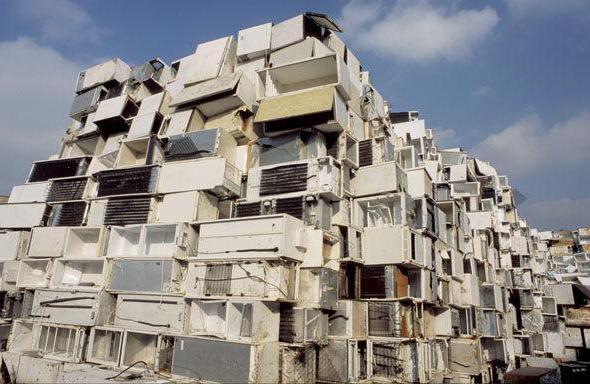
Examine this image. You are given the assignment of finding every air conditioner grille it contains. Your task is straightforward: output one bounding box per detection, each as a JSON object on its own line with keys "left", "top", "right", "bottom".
{"left": 234, "top": 202, "right": 262, "bottom": 218}
{"left": 358, "top": 140, "right": 373, "bottom": 167}
{"left": 204, "top": 264, "right": 232, "bottom": 295}
{"left": 260, "top": 163, "right": 308, "bottom": 195}
{"left": 96, "top": 166, "right": 158, "bottom": 197}
{"left": 274, "top": 197, "right": 304, "bottom": 220}
{"left": 104, "top": 196, "right": 152, "bottom": 225}
{"left": 47, "top": 177, "right": 87, "bottom": 202}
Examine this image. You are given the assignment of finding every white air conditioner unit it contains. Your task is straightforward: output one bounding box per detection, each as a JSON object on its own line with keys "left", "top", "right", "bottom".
{"left": 328, "top": 300, "right": 367, "bottom": 338}
{"left": 70, "top": 85, "right": 107, "bottom": 121}
{"left": 106, "top": 258, "right": 185, "bottom": 294}
{"left": 185, "top": 260, "right": 298, "bottom": 301}
{"left": 93, "top": 95, "right": 138, "bottom": 132}
{"left": 1, "top": 260, "right": 20, "bottom": 291}
{"left": 280, "top": 344, "right": 317, "bottom": 384}
{"left": 126, "top": 92, "right": 166, "bottom": 139}
{"left": 196, "top": 214, "right": 304, "bottom": 262}
{"left": 51, "top": 258, "right": 106, "bottom": 290}
{"left": 353, "top": 193, "right": 415, "bottom": 228}
{"left": 0, "top": 203, "right": 47, "bottom": 229}
{"left": 247, "top": 157, "right": 342, "bottom": 201}
{"left": 86, "top": 326, "right": 124, "bottom": 366}
{"left": 120, "top": 329, "right": 159, "bottom": 370}
{"left": 157, "top": 157, "right": 242, "bottom": 198}
{"left": 280, "top": 306, "right": 328, "bottom": 344}
{"left": 115, "top": 136, "right": 164, "bottom": 167}
{"left": 260, "top": 54, "right": 350, "bottom": 100}
{"left": 362, "top": 226, "right": 423, "bottom": 267}
{"left": 450, "top": 182, "right": 481, "bottom": 198}
{"left": 76, "top": 58, "right": 131, "bottom": 93}
{"left": 32, "top": 323, "right": 87, "bottom": 363}
{"left": 0, "top": 231, "right": 31, "bottom": 261}
{"left": 255, "top": 86, "right": 348, "bottom": 136}
{"left": 254, "top": 130, "right": 326, "bottom": 168}
{"left": 16, "top": 259, "right": 53, "bottom": 288}
{"left": 171, "top": 72, "right": 256, "bottom": 118}
{"left": 106, "top": 223, "right": 197, "bottom": 258}
{"left": 298, "top": 268, "right": 338, "bottom": 310}
{"left": 237, "top": 22, "right": 272, "bottom": 60}
{"left": 8, "top": 182, "right": 50, "bottom": 204}
{"left": 30, "top": 288, "right": 114, "bottom": 326}
{"left": 63, "top": 226, "right": 109, "bottom": 258}
{"left": 317, "top": 339, "right": 367, "bottom": 383}
{"left": 358, "top": 136, "right": 395, "bottom": 167}
{"left": 157, "top": 191, "right": 219, "bottom": 223}
{"left": 350, "top": 161, "right": 406, "bottom": 197}
{"left": 188, "top": 299, "right": 279, "bottom": 343}
{"left": 233, "top": 194, "right": 332, "bottom": 231}
{"left": 301, "top": 228, "right": 339, "bottom": 268}
{"left": 370, "top": 340, "right": 421, "bottom": 383}
{"left": 27, "top": 227, "right": 69, "bottom": 258}
{"left": 169, "top": 336, "right": 280, "bottom": 383}
{"left": 114, "top": 293, "right": 186, "bottom": 333}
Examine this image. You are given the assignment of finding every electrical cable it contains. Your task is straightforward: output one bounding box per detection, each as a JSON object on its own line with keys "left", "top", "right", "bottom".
{"left": 114, "top": 315, "right": 171, "bottom": 328}
{"left": 105, "top": 360, "right": 148, "bottom": 380}
{"left": 39, "top": 296, "right": 94, "bottom": 306}
{"left": 197, "top": 247, "right": 279, "bottom": 254}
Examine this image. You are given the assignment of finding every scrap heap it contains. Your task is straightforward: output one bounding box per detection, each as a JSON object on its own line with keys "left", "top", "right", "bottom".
{"left": 0, "top": 12, "right": 588, "bottom": 383}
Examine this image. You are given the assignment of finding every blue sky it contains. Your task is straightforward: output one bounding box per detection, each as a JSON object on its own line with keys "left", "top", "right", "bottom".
{"left": 0, "top": 0, "right": 588, "bottom": 230}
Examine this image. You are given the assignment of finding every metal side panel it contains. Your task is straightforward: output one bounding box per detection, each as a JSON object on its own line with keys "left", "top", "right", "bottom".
{"left": 30, "top": 289, "right": 111, "bottom": 326}
{"left": 171, "top": 336, "right": 251, "bottom": 382}
{"left": 8, "top": 182, "right": 50, "bottom": 203}
{"left": 108, "top": 259, "right": 172, "bottom": 293}
{"left": 0, "top": 203, "right": 48, "bottom": 228}
{"left": 114, "top": 294, "right": 185, "bottom": 333}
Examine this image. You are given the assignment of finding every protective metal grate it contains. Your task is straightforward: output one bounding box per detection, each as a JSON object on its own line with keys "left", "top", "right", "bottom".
{"left": 104, "top": 196, "right": 152, "bottom": 225}
{"left": 274, "top": 197, "right": 304, "bottom": 220}
{"left": 368, "top": 302, "right": 401, "bottom": 337}
{"left": 28, "top": 157, "right": 91, "bottom": 183}
{"left": 48, "top": 202, "right": 87, "bottom": 226}
{"left": 372, "top": 344, "right": 403, "bottom": 379}
{"left": 234, "top": 202, "right": 262, "bottom": 218}
{"left": 165, "top": 129, "right": 218, "bottom": 162}
{"left": 260, "top": 163, "right": 308, "bottom": 196}
{"left": 47, "top": 177, "right": 87, "bottom": 202}
{"left": 96, "top": 166, "right": 158, "bottom": 197}
{"left": 358, "top": 139, "right": 373, "bottom": 167}
{"left": 204, "top": 264, "right": 232, "bottom": 296}
{"left": 279, "top": 304, "right": 296, "bottom": 343}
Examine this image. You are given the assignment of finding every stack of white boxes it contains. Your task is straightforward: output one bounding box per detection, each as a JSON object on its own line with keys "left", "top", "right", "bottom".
{"left": 0, "top": 11, "right": 588, "bottom": 383}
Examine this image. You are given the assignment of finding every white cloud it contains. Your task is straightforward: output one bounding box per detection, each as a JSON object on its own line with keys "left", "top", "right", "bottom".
{"left": 473, "top": 111, "right": 590, "bottom": 177}
{"left": 521, "top": 197, "right": 590, "bottom": 230}
{"left": 434, "top": 128, "right": 458, "bottom": 149}
{"left": 339, "top": 0, "right": 500, "bottom": 62}
{"left": 14, "top": 0, "right": 105, "bottom": 43}
{"left": 504, "top": 0, "right": 590, "bottom": 17}
{"left": 473, "top": 86, "right": 493, "bottom": 98}
{"left": 0, "top": 38, "right": 82, "bottom": 193}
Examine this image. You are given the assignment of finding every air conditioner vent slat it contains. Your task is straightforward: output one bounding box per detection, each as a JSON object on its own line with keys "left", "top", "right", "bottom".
{"left": 358, "top": 140, "right": 373, "bottom": 167}
{"left": 260, "top": 164, "right": 308, "bottom": 195}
